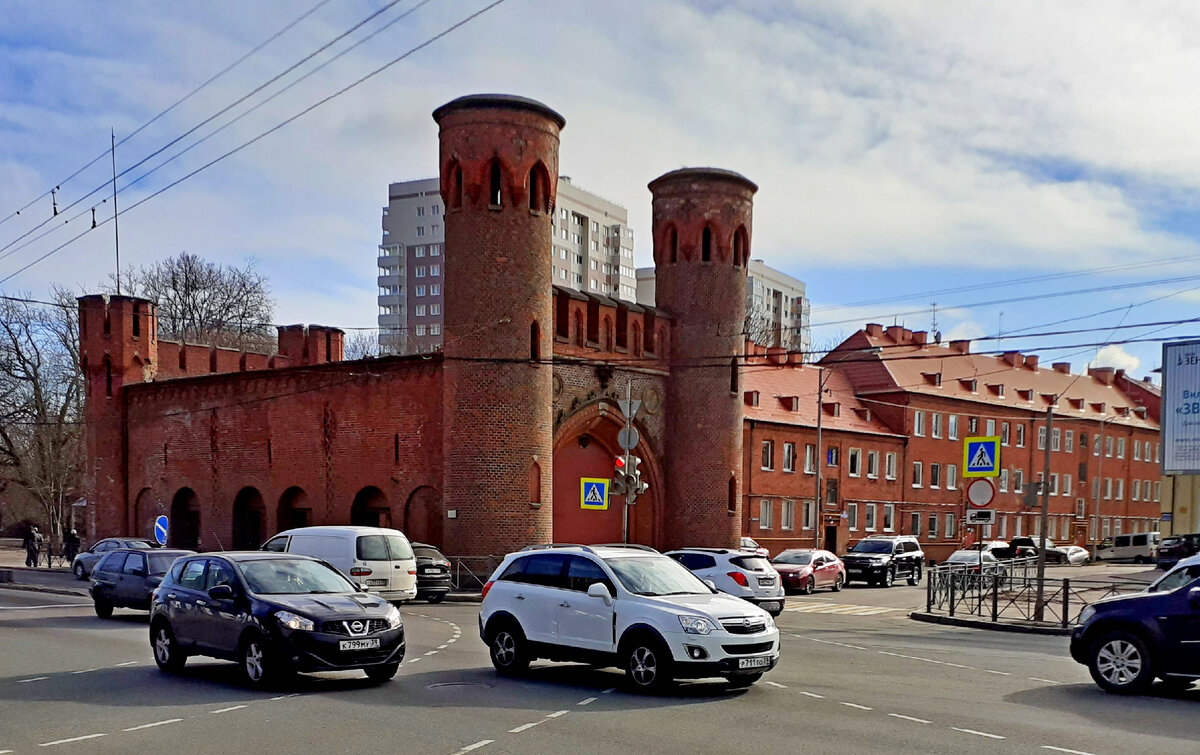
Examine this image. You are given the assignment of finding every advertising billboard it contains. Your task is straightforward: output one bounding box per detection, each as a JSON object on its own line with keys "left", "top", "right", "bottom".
{"left": 1162, "top": 339, "right": 1200, "bottom": 474}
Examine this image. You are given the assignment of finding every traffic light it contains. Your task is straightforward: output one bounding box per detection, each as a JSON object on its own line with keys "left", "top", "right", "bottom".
{"left": 611, "top": 456, "right": 630, "bottom": 496}
{"left": 627, "top": 455, "right": 649, "bottom": 495}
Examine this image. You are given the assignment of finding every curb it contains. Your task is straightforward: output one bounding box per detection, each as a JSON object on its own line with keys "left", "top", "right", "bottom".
{"left": 0, "top": 582, "right": 91, "bottom": 599}
{"left": 442, "top": 593, "right": 482, "bottom": 604}
{"left": 909, "top": 610, "right": 1071, "bottom": 636}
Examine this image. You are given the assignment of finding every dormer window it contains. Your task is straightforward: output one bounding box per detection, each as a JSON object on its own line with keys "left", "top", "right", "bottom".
{"left": 958, "top": 378, "right": 977, "bottom": 392}
{"left": 922, "top": 372, "right": 942, "bottom": 387}
{"left": 822, "top": 401, "right": 840, "bottom": 417}
{"left": 744, "top": 390, "right": 760, "bottom": 407}
{"left": 987, "top": 383, "right": 1004, "bottom": 397}
{"left": 1017, "top": 389, "right": 1033, "bottom": 402}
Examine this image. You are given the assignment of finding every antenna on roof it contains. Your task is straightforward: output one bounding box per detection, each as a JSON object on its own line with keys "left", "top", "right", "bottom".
{"left": 997, "top": 311, "right": 1004, "bottom": 342}
{"left": 930, "top": 302, "right": 941, "bottom": 343}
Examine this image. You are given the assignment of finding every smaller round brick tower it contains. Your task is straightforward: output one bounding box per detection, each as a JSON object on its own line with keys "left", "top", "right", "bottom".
{"left": 651, "top": 168, "right": 756, "bottom": 549}
{"left": 435, "top": 94, "right": 563, "bottom": 556}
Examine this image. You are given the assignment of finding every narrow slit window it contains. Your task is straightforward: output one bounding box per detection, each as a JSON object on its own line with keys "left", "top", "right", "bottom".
{"left": 132, "top": 303, "right": 142, "bottom": 337}
{"left": 104, "top": 357, "right": 112, "bottom": 397}
{"left": 669, "top": 226, "right": 678, "bottom": 264}
{"left": 530, "top": 321, "right": 541, "bottom": 361}
{"left": 701, "top": 227, "right": 712, "bottom": 262}
{"left": 730, "top": 357, "right": 738, "bottom": 393}
{"left": 728, "top": 475, "right": 737, "bottom": 513}
{"left": 489, "top": 161, "right": 502, "bottom": 206}
{"left": 448, "top": 162, "right": 463, "bottom": 209}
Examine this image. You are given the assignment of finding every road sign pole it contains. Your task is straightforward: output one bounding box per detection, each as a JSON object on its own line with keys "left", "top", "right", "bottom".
{"left": 623, "top": 381, "right": 634, "bottom": 544}
{"left": 1035, "top": 403, "right": 1053, "bottom": 621}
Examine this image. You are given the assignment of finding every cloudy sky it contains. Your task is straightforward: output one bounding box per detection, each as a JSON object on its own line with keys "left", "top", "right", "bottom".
{"left": 4, "top": 0, "right": 1200, "bottom": 378}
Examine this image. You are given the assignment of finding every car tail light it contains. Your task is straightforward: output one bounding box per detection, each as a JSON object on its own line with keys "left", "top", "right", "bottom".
{"left": 481, "top": 580, "right": 495, "bottom": 600}
{"left": 728, "top": 571, "right": 749, "bottom": 586}
{"left": 408, "top": 568, "right": 417, "bottom": 575}
{"left": 349, "top": 567, "right": 372, "bottom": 577}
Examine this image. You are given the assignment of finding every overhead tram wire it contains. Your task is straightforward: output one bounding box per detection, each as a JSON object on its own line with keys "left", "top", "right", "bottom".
{"left": 0, "top": 0, "right": 509, "bottom": 287}
{"left": 0, "top": 0, "right": 408, "bottom": 263}
{"left": 0, "top": 0, "right": 437, "bottom": 269}
{"left": 0, "top": 0, "right": 335, "bottom": 232}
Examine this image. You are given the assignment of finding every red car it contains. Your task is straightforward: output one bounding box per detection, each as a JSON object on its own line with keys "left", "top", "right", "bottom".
{"left": 771, "top": 549, "right": 846, "bottom": 594}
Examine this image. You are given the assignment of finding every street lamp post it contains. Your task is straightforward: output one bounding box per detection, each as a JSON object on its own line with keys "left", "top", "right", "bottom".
{"left": 1090, "top": 415, "right": 1120, "bottom": 554}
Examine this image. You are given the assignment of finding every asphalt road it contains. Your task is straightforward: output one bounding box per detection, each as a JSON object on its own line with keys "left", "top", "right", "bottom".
{"left": 0, "top": 578, "right": 1194, "bottom": 755}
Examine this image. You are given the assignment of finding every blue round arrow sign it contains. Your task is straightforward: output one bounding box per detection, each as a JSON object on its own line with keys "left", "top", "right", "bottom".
{"left": 154, "top": 515, "right": 169, "bottom": 546}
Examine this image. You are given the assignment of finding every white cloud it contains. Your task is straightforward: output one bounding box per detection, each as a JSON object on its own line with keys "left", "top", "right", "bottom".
{"left": 1094, "top": 344, "right": 1141, "bottom": 373}
{"left": 944, "top": 320, "right": 986, "bottom": 343}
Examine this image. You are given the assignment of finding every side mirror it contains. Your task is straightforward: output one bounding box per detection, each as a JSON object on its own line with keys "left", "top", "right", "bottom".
{"left": 704, "top": 579, "right": 718, "bottom": 593}
{"left": 356, "top": 582, "right": 369, "bottom": 593}
{"left": 207, "top": 584, "right": 235, "bottom": 601}
{"left": 587, "top": 582, "right": 613, "bottom": 605}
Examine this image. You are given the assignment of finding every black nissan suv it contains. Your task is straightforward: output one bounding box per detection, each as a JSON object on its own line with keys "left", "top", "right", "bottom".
{"left": 842, "top": 535, "right": 925, "bottom": 588}
{"left": 149, "top": 552, "right": 405, "bottom": 687}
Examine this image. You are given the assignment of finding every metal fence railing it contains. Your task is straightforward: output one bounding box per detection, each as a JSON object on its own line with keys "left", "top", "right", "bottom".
{"left": 447, "top": 555, "right": 500, "bottom": 591}
{"left": 924, "top": 558, "right": 1144, "bottom": 628}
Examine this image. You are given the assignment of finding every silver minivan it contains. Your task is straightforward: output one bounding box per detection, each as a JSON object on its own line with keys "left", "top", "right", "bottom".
{"left": 1095, "top": 532, "right": 1161, "bottom": 564}
{"left": 262, "top": 526, "right": 418, "bottom": 603}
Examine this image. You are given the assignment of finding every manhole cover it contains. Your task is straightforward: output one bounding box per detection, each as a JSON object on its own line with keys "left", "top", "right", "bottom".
{"left": 426, "top": 682, "right": 491, "bottom": 690}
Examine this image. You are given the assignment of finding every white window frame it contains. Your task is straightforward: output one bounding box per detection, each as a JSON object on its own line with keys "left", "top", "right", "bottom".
{"left": 1001, "top": 422, "right": 1010, "bottom": 446}
{"left": 932, "top": 413, "right": 943, "bottom": 438}
{"left": 1063, "top": 474, "right": 1072, "bottom": 496}
{"left": 1051, "top": 428, "right": 1061, "bottom": 451}
{"left": 804, "top": 444, "right": 816, "bottom": 474}
{"left": 930, "top": 463, "right": 941, "bottom": 489}
{"left": 885, "top": 452, "right": 897, "bottom": 480}
{"left": 759, "top": 499, "right": 772, "bottom": 530}
{"left": 945, "top": 514, "right": 956, "bottom": 539}
{"left": 928, "top": 513, "right": 939, "bottom": 539}
{"left": 848, "top": 448, "right": 862, "bottom": 478}
{"left": 986, "top": 419, "right": 996, "bottom": 436}
{"left": 847, "top": 502, "right": 859, "bottom": 531}
{"left": 1017, "top": 425, "right": 1026, "bottom": 447}
{"left": 782, "top": 500, "right": 795, "bottom": 530}
{"left": 999, "top": 468, "right": 1009, "bottom": 492}
{"left": 761, "top": 440, "right": 774, "bottom": 470}
{"left": 912, "top": 461, "right": 923, "bottom": 488}
{"left": 783, "top": 442, "right": 796, "bottom": 473}
{"left": 1038, "top": 427, "right": 1047, "bottom": 450}
{"left": 1065, "top": 430, "right": 1074, "bottom": 453}
{"left": 1116, "top": 437, "right": 1126, "bottom": 459}
{"left": 865, "top": 503, "right": 877, "bottom": 532}
{"left": 947, "top": 464, "right": 958, "bottom": 490}
{"left": 948, "top": 415, "right": 959, "bottom": 440}
{"left": 883, "top": 504, "right": 895, "bottom": 532}
{"left": 914, "top": 411, "right": 926, "bottom": 437}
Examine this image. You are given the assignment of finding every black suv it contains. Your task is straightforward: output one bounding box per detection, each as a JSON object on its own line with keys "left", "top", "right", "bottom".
{"left": 149, "top": 552, "right": 405, "bottom": 687}
{"left": 842, "top": 535, "right": 924, "bottom": 587}
{"left": 91, "top": 548, "right": 194, "bottom": 617}
{"left": 412, "top": 542, "right": 452, "bottom": 603}
{"left": 1070, "top": 556, "right": 1200, "bottom": 694}
{"left": 1157, "top": 534, "right": 1200, "bottom": 570}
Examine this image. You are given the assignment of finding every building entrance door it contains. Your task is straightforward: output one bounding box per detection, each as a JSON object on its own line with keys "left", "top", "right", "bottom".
{"left": 824, "top": 524, "right": 839, "bottom": 555}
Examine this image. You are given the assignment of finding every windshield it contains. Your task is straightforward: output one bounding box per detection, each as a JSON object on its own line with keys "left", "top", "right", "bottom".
{"left": 1149, "top": 563, "right": 1200, "bottom": 594}
{"left": 850, "top": 541, "right": 893, "bottom": 554}
{"left": 147, "top": 553, "right": 183, "bottom": 574}
{"left": 125, "top": 541, "right": 153, "bottom": 550}
{"left": 240, "top": 558, "right": 355, "bottom": 595}
{"left": 1162, "top": 537, "right": 1181, "bottom": 548}
{"left": 413, "top": 546, "right": 444, "bottom": 561}
{"left": 606, "top": 556, "right": 712, "bottom": 596}
{"left": 772, "top": 552, "right": 812, "bottom": 565}
{"left": 949, "top": 551, "right": 991, "bottom": 562}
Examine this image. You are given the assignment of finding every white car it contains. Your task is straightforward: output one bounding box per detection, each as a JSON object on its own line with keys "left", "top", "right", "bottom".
{"left": 945, "top": 549, "right": 1006, "bottom": 575}
{"left": 261, "top": 526, "right": 418, "bottom": 603}
{"left": 1063, "top": 545, "right": 1091, "bottom": 566}
{"left": 665, "top": 548, "right": 785, "bottom": 616}
{"left": 739, "top": 537, "right": 770, "bottom": 557}
{"left": 479, "top": 544, "right": 780, "bottom": 691}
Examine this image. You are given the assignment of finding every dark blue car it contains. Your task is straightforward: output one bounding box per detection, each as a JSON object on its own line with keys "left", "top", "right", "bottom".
{"left": 1070, "top": 555, "right": 1200, "bottom": 693}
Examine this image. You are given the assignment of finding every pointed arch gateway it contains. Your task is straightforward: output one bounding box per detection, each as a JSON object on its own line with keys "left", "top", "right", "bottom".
{"left": 552, "top": 401, "right": 664, "bottom": 548}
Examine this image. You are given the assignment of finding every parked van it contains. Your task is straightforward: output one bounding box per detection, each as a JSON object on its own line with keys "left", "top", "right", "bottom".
{"left": 261, "top": 526, "right": 417, "bottom": 603}
{"left": 1095, "top": 532, "right": 1161, "bottom": 564}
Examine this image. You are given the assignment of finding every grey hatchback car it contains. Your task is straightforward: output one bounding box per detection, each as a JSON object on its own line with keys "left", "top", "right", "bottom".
{"left": 90, "top": 548, "right": 195, "bottom": 617}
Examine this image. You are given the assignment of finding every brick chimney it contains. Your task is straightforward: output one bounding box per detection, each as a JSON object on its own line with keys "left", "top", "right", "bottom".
{"left": 865, "top": 323, "right": 884, "bottom": 338}
{"left": 1024, "top": 355, "right": 1039, "bottom": 370}
{"left": 1002, "top": 351, "right": 1022, "bottom": 367}
{"left": 1089, "top": 367, "right": 1116, "bottom": 385}
{"left": 912, "top": 330, "right": 928, "bottom": 346}
{"left": 949, "top": 340, "right": 970, "bottom": 354}
{"left": 1052, "top": 362, "right": 1071, "bottom": 374}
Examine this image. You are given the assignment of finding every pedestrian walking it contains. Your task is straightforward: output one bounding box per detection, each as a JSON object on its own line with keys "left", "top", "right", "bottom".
{"left": 64, "top": 529, "right": 81, "bottom": 564}
{"left": 23, "top": 525, "right": 41, "bottom": 568}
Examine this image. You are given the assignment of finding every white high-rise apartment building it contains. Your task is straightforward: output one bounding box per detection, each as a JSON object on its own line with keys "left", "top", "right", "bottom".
{"left": 378, "top": 176, "right": 635, "bottom": 353}
{"left": 636, "top": 259, "right": 810, "bottom": 354}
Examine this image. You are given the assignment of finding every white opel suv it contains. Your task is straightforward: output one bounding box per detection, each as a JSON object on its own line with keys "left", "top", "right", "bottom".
{"left": 665, "top": 548, "right": 785, "bottom": 616}
{"left": 479, "top": 544, "right": 780, "bottom": 691}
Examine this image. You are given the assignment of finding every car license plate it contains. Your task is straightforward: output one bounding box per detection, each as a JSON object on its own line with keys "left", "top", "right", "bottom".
{"left": 758, "top": 601, "right": 781, "bottom": 613}
{"left": 757, "top": 576, "right": 775, "bottom": 586}
{"left": 738, "top": 656, "right": 771, "bottom": 669}
{"left": 421, "top": 567, "right": 439, "bottom": 574}
{"left": 339, "top": 638, "right": 381, "bottom": 651}
{"left": 366, "top": 578, "right": 388, "bottom": 586}
{"left": 847, "top": 567, "right": 862, "bottom": 573}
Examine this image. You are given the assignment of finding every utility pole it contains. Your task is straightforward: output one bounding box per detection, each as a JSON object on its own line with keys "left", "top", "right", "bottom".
{"left": 814, "top": 366, "right": 824, "bottom": 550}
{"left": 111, "top": 128, "right": 121, "bottom": 295}
{"left": 1034, "top": 402, "right": 1053, "bottom": 621}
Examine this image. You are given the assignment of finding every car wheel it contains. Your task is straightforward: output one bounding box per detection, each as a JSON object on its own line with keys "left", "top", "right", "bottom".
{"left": 1133, "top": 556, "right": 1147, "bottom": 565}
{"left": 365, "top": 663, "right": 400, "bottom": 683}
{"left": 73, "top": 562, "right": 86, "bottom": 580}
{"left": 724, "top": 673, "right": 764, "bottom": 689}
{"left": 908, "top": 564, "right": 922, "bottom": 586}
{"left": 427, "top": 593, "right": 445, "bottom": 604}
{"left": 881, "top": 567, "right": 895, "bottom": 588}
{"left": 488, "top": 622, "right": 531, "bottom": 676}
{"left": 623, "top": 634, "right": 673, "bottom": 693}
{"left": 241, "top": 634, "right": 290, "bottom": 689}
{"left": 831, "top": 573, "right": 845, "bottom": 592}
{"left": 151, "top": 621, "right": 187, "bottom": 673}
{"left": 93, "top": 597, "right": 113, "bottom": 619}
{"left": 802, "top": 577, "right": 815, "bottom": 595}
{"left": 1089, "top": 631, "right": 1155, "bottom": 694}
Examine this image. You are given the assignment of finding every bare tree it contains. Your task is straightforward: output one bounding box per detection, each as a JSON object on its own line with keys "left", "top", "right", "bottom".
{"left": 744, "top": 301, "right": 776, "bottom": 348}
{"left": 343, "top": 330, "right": 381, "bottom": 360}
{"left": 113, "top": 252, "right": 276, "bottom": 351}
{"left": 0, "top": 287, "right": 83, "bottom": 546}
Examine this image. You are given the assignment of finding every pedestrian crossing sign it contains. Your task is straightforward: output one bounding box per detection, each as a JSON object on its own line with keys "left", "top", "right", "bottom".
{"left": 963, "top": 436, "right": 1001, "bottom": 478}
{"left": 580, "top": 478, "right": 609, "bottom": 510}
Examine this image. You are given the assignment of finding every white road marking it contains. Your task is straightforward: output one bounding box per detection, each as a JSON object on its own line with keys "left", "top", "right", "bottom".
{"left": 408, "top": 658, "right": 422, "bottom": 663}
{"left": 447, "top": 638, "right": 457, "bottom": 643}
{"left": 0, "top": 603, "right": 92, "bottom": 610}
{"left": 425, "top": 650, "right": 439, "bottom": 656}
{"left": 809, "top": 638, "right": 868, "bottom": 650}
{"left": 984, "top": 670, "right": 1011, "bottom": 676}
{"left": 122, "top": 719, "right": 182, "bottom": 732}
{"left": 1041, "top": 747, "right": 1096, "bottom": 755}
{"left": 951, "top": 727, "right": 1006, "bottom": 740}
{"left": 71, "top": 668, "right": 99, "bottom": 675}
{"left": 437, "top": 645, "right": 448, "bottom": 650}
{"left": 577, "top": 697, "right": 596, "bottom": 706}
{"left": 454, "top": 740, "right": 494, "bottom": 754}
{"left": 39, "top": 733, "right": 107, "bottom": 747}
{"left": 601, "top": 687, "right": 617, "bottom": 694}
{"left": 839, "top": 702, "right": 873, "bottom": 711}
{"left": 509, "top": 722, "right": 542, "bottom": 733}
{"left": 18, "top": 676, "right": 49, "bottom": 683}
{"left": 546, "top": 710, "right": 569, "bottom": 718}
{"left": 888, "top": 713, "right": 931, "bottom": 724}
{"left": 210, "top": 705, "right": 247, "bottom": 714}
{"left": 115, "top": 661, "right": 138, "bottom": 667}
{"left": 798, "top": 691, "right": 825, "bottom": 699}
{"left": 765, "top": 681, "right": 788, "bottom": 688}
{"left": 1, "top": 748, "right": 13, "bottom": 753}
{"left": 1030, "top": 677, "right": 1061, "bottom": 684}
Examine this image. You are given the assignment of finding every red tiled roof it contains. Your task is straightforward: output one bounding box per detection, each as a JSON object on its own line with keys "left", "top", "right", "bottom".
{"left": 742, "top": 360, "right": 903, "bottom": 437}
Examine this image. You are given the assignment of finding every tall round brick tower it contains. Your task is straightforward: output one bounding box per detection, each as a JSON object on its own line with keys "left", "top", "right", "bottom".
{"left": 434, "top": 94, "right": 563, "bottom": 556}
{"left": 650, "top": 168, "right": 756, "bottom": 549}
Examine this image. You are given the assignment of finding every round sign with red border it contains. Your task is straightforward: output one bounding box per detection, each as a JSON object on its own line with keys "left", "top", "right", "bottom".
{"left": 966, "top": 478, "right": 995, "bottom": 508}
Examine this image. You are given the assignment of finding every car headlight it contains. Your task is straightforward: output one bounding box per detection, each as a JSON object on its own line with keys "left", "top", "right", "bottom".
{"left": 679, "top": 615, "right": 717, "bottom": 635}
{"left": 763, "top": 612, "right": 775, "bottom": 630}
{"left": 1077, "top": 605, "right": 1096, "bottom": 625}
{"left": 276, "top": 610, "right": 315, "bottom": 631}
{"left": 385, "top": 604, "right": 402, "bottom": 630}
